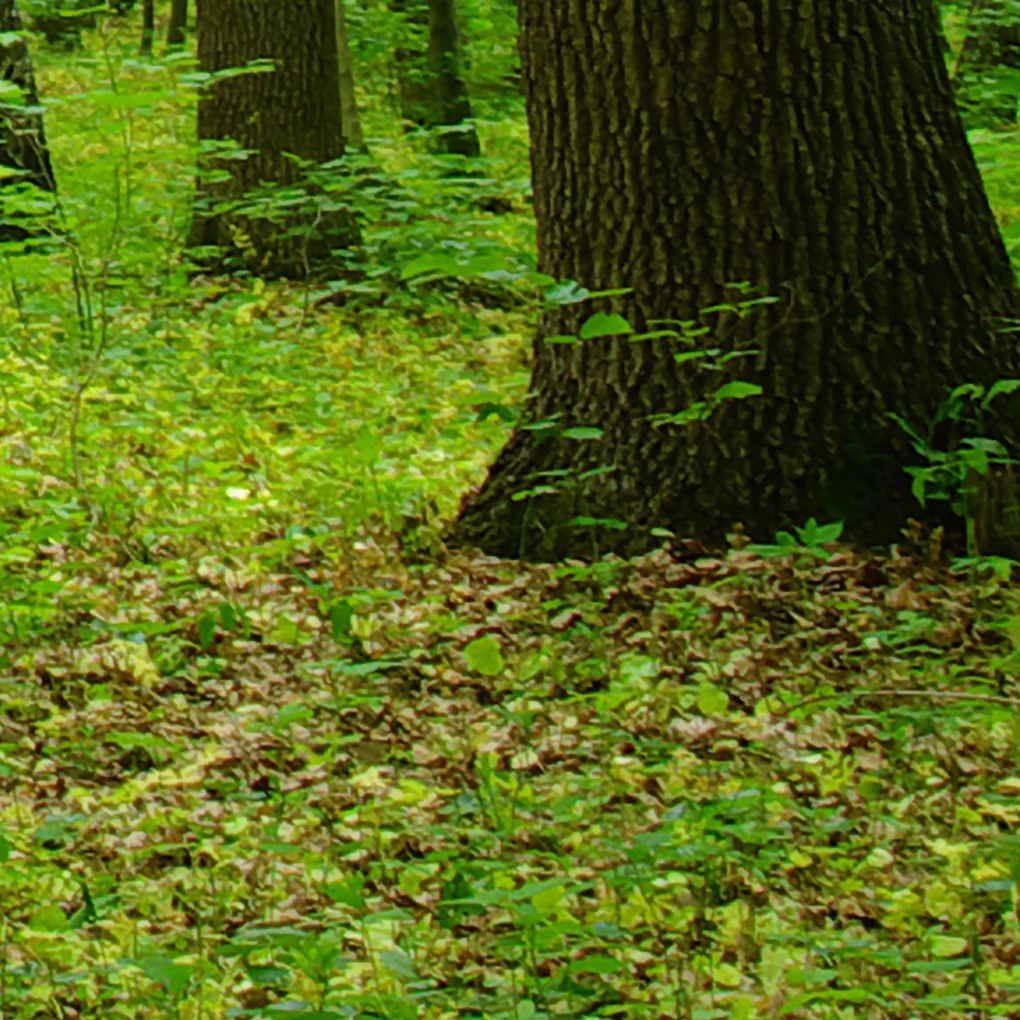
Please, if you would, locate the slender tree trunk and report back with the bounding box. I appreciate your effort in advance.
[426,0,480,156]
[451,0,1020,560]
[139,0,154,54]
[187,0,358,278]
[166,0,187,49]
[391,0,480,155]
[954,0,1020,125]
[391,0,430,131]
[335,0,364,150]
[27,3,93,47]
[0,0,56,239]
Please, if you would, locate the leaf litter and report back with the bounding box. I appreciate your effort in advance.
[3,520,1020,1018]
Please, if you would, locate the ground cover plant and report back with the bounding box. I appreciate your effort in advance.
[2,5,1020,1019]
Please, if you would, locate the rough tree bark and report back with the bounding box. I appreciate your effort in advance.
[954,0,1020,125]
[451,0,1020,560]
[0,0,56,239]
[187,0,358,278]
[166,0,187,49]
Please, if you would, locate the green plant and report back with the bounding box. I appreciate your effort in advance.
[890,379,1020,554]
[748,517,845,560]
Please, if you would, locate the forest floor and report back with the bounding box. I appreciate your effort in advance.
[3,288,1020,1019]
[2,32,1020,1020]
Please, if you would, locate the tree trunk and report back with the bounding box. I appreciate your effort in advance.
[26,1,94,47]
[451,0,1020,560]
[139,0,154,54]
[426,0,480,157]
[187,0,358,279]
[391,0,431,130]
[0,0,56,240]
[166,0,187,49]
[954,0,1020,125]
[391,0,480,156]
[335,0,364,150]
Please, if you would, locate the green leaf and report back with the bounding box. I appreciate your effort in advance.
[982,378,1020,408]
[463,635,505,676]
[570,516,628,530]
[29,904,68,933]
[543,281,590,306]
[712,381,763,401]
[560,426,603,440]
[218,600,237,630]
[400,253,460,280]
[246,964,291,986]
[530,882,567,914]
[515,1002,544,1020]
[569,955,626,975]
[379,948,418,979]
[697,681,730,716]
[929,935,969,958]
[674,350,715,365]
[137,955,193,998]
[329,599,353,638]
[579,312,633,339]
[197,610,217,649]
[814,520,844,543]
[324,877,366,909]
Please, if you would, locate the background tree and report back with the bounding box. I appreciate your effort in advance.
[335,0,364,150]
[187,0,359,278]
[22,0,95,46]
[426,0,480,157]
[166,0,187,49]
[953,0,1020,125]
[0,0,55,239]
[452,0,1020,560]
[139,0,154,55]
[391,0,480,156]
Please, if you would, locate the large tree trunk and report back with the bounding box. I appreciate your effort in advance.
[165,0,187,49]
[187,0,358,279]
[335,0,364,150]
[954,0,1020,126]
[0,0,56,240]
[451,0,1020,560]
[391,0,480,156]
